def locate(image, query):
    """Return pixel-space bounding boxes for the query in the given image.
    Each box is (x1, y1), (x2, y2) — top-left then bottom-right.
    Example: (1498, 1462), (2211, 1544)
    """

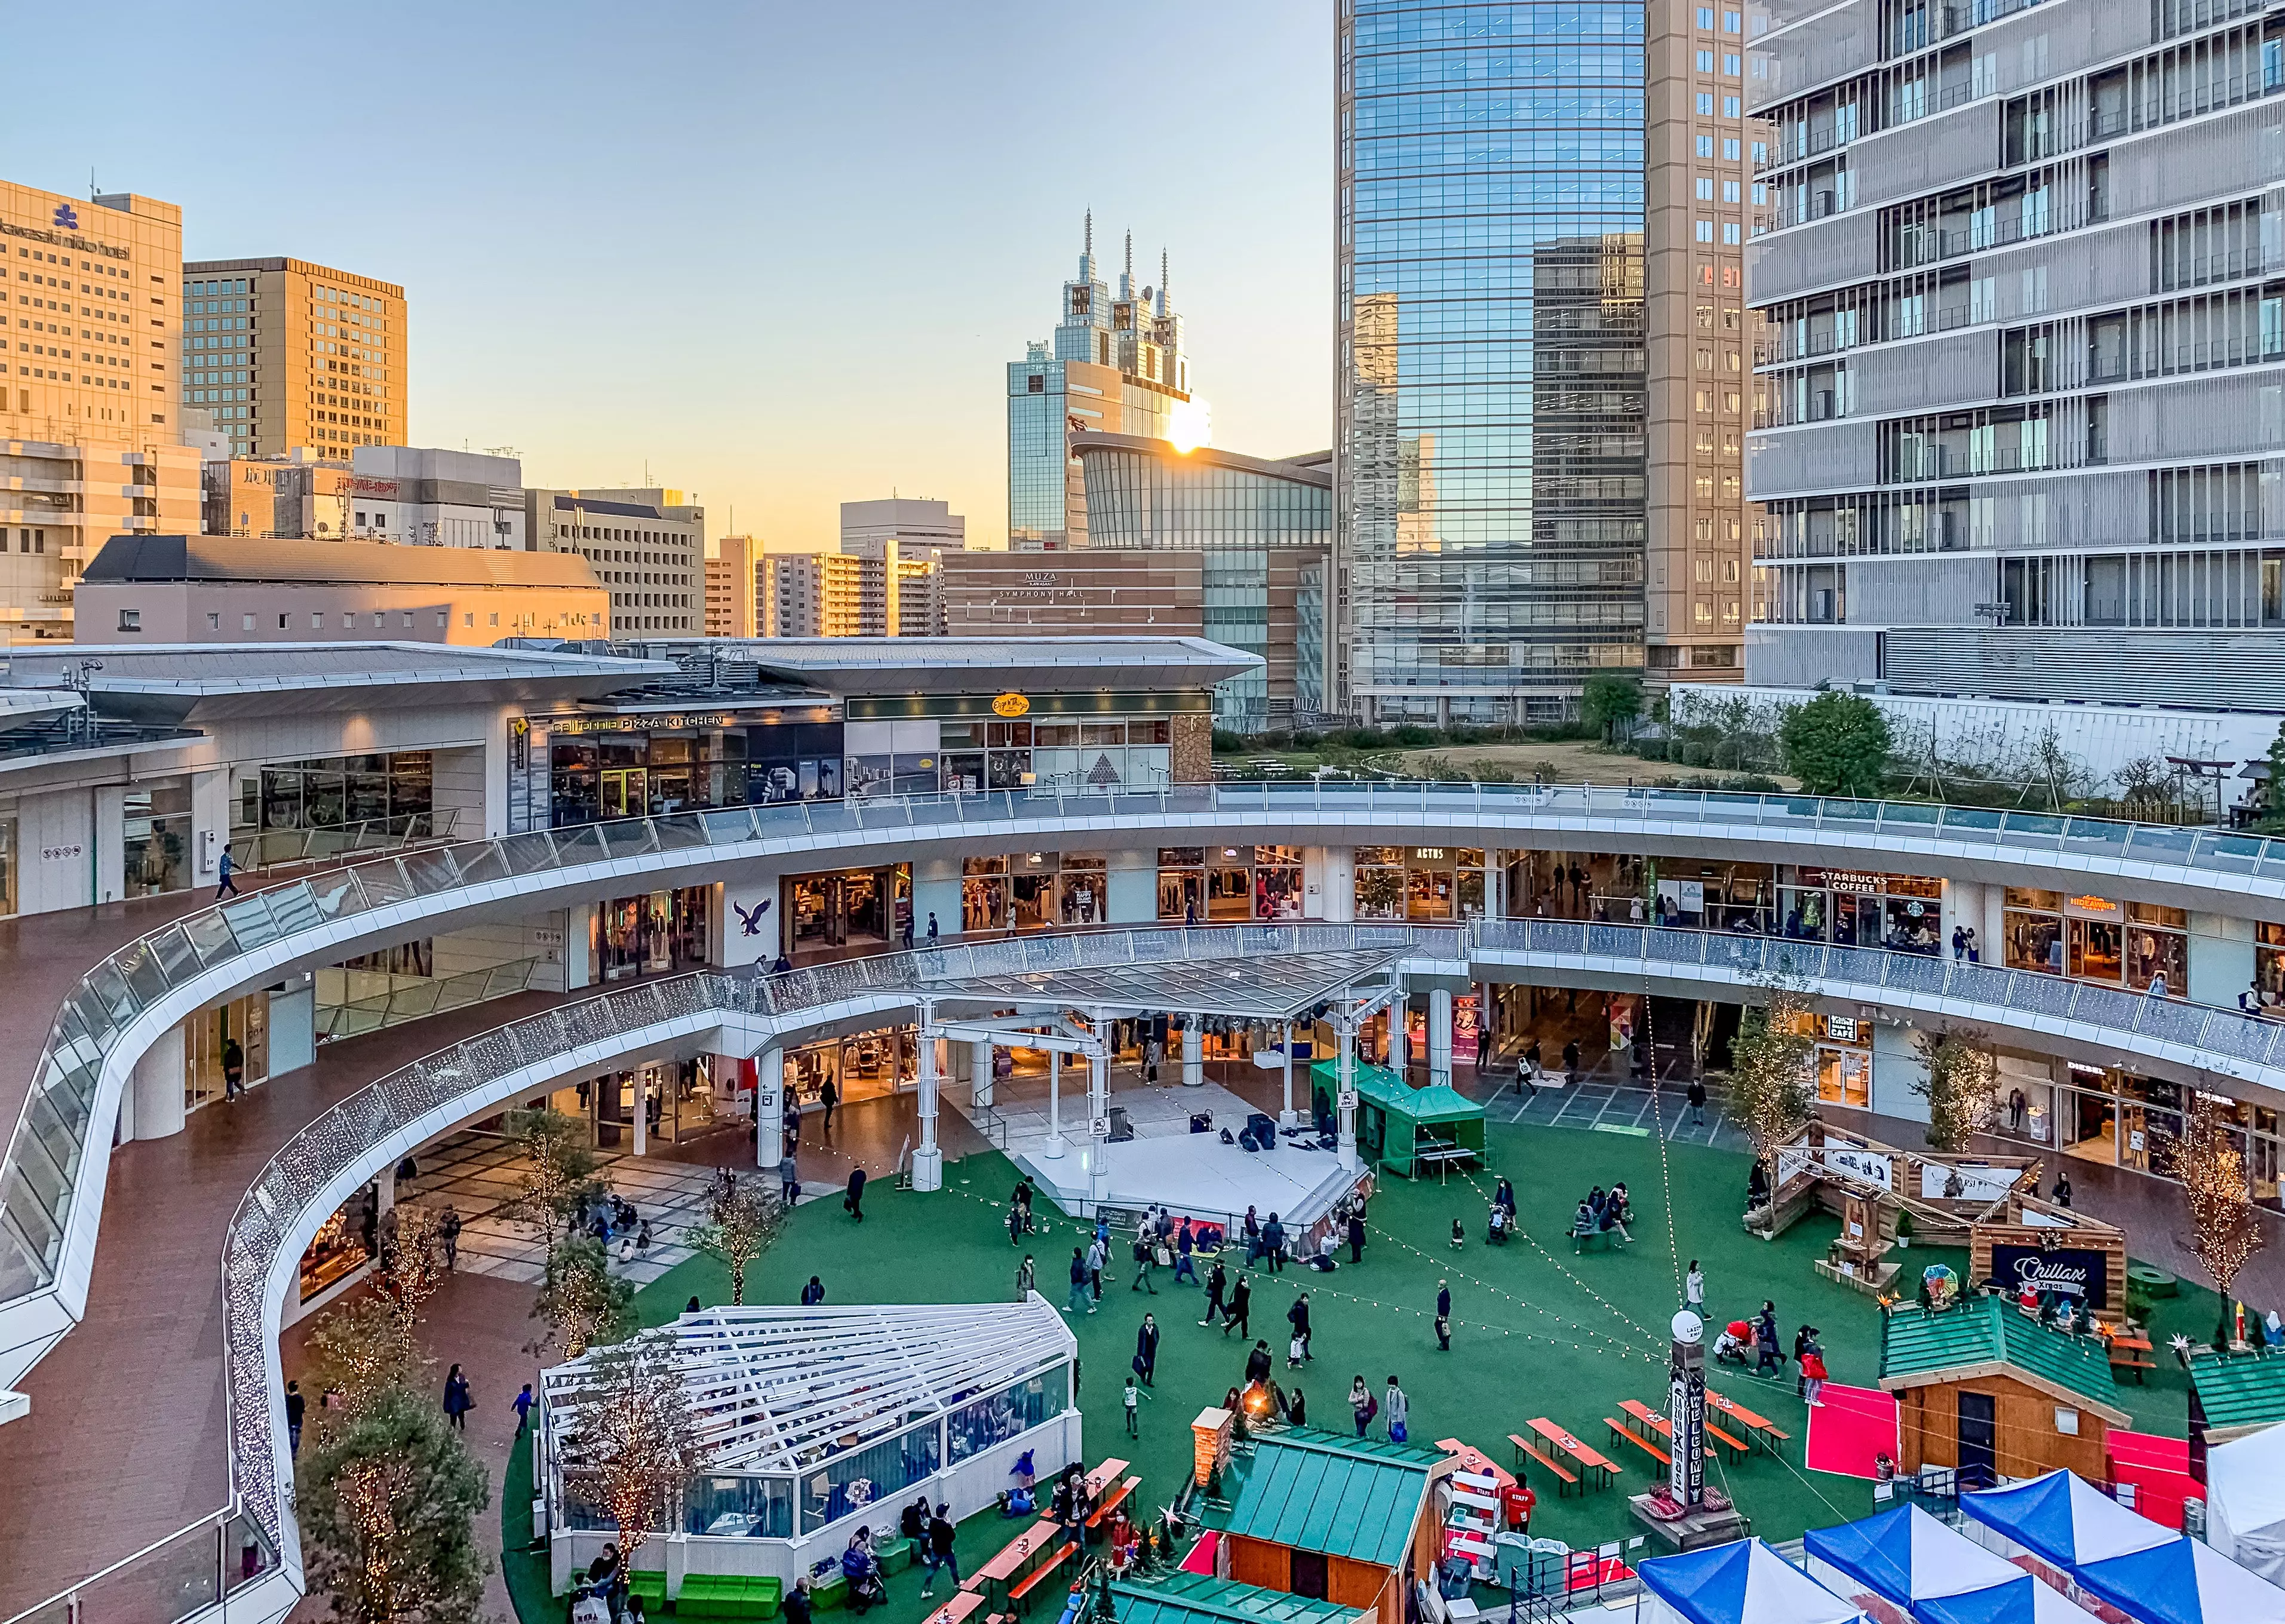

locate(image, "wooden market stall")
(1312, 1060), (1487, 1180)
(1969, 1193), (2130, 1328)
(1881, 1294), (2130, 1483)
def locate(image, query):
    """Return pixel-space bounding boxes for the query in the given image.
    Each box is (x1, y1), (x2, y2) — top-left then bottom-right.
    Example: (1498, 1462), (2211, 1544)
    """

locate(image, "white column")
(1320, 848), (1356, 923)
(130, 1020), (188, 1142)
(1429, 987), (1454, 1089)
(1046, 1045), (1067, 1158)
(1086, 1007), (1111, 1203)
(755, 1046), (782, 1169)
(1182, 1017), (1205, 1087)
(1387, 997), (1409, 1077)
(633, 1071), (649, 1156)
(1337, 1011), (1359, 1171)
(970, 1037), (995, 1109)
(1280, 1019), (1298, 1127)
(913, 1013), (943, 1192)
(376, 1162), (397, 1215)
(563, 902), (597, 988)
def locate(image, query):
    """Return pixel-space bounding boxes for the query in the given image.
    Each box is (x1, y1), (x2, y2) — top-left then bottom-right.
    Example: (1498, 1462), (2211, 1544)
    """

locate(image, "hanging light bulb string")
(1361, 1213), (1654, 1359)
(1449, 1166), (1666, 1346)
(1638, 970), (1685, 1306)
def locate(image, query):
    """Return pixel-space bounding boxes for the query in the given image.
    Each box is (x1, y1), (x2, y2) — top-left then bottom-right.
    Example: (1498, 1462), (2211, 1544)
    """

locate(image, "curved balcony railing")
(10, 782), (2285, 1316)
(47, 911), (2284, 1624)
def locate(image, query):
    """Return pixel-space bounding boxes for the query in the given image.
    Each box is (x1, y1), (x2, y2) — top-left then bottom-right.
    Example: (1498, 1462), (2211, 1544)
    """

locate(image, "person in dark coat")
(1245, 1340), (1273, 1384)
(1221, 1274), (1252, 1338)
(1134, 1313), (1160, 1386)
(821, 1075), (840, 1135)
(1199, 1260), (1227, 1327)
(1286, 1293), (1313, 1364)
(1435, 1282), (1453, 1351)
(1687, 1077), (1709, 1125)
(443, 1364), (473, 1430)
(1346, 1210), (1367, 1264)
(843, 1166), (866, 1222)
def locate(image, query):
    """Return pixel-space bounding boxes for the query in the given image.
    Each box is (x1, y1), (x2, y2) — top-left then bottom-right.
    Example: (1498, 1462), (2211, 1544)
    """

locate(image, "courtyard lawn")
(504, 1120), (2222, 1624)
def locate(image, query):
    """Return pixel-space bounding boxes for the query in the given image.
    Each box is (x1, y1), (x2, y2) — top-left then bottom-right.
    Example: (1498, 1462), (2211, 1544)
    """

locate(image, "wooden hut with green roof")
(1309, 1060), (1486, 1178)
(1112, 1570), (1370, 1624)
(2189, 1353), (2285, 1454)
(1202, 1426), (1454, 1624)
(1879, 1294), (2129, 1481)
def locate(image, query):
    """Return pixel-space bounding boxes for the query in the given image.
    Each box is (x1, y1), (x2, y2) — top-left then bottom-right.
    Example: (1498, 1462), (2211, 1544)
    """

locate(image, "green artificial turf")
(502, 1121), (2223, 1624)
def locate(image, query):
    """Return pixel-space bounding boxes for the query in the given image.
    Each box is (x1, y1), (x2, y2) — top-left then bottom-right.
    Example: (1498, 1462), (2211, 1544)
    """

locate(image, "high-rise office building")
(1, 179), (199, 640)
(1742, 0), (2285, 710)
(707, 535), (764, 638)
(179, 257), (405, 459)
(1008, 217), (1196, 550)
(840, 498), (963, 636)
(1646, 0), (1764, 681)
(532, 487), (704, 636)
(1336, 3), (1650, 724)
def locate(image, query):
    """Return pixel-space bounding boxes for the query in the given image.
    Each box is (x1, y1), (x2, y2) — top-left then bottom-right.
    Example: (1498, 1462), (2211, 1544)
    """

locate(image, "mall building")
(0, 634), (2283, 1620)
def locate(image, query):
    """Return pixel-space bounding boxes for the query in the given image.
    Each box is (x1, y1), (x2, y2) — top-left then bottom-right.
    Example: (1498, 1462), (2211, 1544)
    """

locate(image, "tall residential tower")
(1007, 217), (1196, 550)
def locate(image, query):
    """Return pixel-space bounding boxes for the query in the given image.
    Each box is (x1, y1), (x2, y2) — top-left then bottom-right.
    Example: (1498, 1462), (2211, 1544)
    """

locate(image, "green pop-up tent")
(1310, 1058), (1487, 1178)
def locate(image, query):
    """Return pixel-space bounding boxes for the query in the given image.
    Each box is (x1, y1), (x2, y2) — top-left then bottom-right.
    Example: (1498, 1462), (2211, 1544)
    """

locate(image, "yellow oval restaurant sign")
(993, 692), (1031, 718)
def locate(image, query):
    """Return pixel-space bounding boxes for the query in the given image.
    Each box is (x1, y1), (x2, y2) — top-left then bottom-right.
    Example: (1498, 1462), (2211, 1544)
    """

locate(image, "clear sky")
(6, 1), (1332, 551)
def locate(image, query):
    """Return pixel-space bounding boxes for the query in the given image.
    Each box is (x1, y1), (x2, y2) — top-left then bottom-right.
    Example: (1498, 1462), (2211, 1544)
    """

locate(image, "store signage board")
(1989, 1244), (2109, 1307)
(993, 692), (1031, 717)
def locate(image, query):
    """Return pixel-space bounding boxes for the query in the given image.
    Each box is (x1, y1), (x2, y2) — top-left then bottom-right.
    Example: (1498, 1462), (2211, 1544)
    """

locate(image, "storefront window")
(2259, 922), (2285, 1009)
(1781, 1009), (1871, 1106)
(2004, 887), (2066, 973)
(963, 856), (1008, 931)
(786, 1027), (916, 1107)
(1158, 849), (1205, 920)
(122, 782), (192, 897)
(1356, 848), (1406, 920)
(598, 888), (712, 981)
(1057, 854), (1106, 925)
(0, 811), (17, 917)
(786, 867), (905, 954)
(255, 751), (434, 839)
(2124, 903), (2188, 995)
(299, 1182), (376, 1303)
(987, 721), (1033, 790)
(1780, 868), (1936, 951)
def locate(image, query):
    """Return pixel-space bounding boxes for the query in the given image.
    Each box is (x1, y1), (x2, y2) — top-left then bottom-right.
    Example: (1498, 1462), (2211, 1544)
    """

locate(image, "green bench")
(677, 1572), (785, 1619)
(810, 1572), (849, 1613)
(626, 1570), (669, 1613)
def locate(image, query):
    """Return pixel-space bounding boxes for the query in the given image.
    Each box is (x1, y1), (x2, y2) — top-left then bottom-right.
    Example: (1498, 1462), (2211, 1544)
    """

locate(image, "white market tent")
(1638, 1538), (1866, 1624)
(542, 1297), (1078, 1588)
(2207, 1422), (2285, 1583)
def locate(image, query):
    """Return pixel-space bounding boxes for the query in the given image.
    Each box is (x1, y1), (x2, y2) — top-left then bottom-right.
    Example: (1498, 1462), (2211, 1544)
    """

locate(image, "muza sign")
(1990, 1245), (2108, 1308)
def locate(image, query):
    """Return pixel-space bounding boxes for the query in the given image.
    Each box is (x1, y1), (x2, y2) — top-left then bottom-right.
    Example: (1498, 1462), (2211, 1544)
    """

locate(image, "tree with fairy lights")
(532, 1233), (633, 1359)
(1727, 975), (1817, 1229)
(505, 1105), (604, 1246)
(1911, 1026), (1998, 1153)
(2171, 1091), (2268, 1349)
(684, 1169), (783, 1306)
(560, 1329), (712, 1561)
(371, 1204), (448, 1341)
(306, 1294), (422, 1419)
(297, 1383), (492, 1623)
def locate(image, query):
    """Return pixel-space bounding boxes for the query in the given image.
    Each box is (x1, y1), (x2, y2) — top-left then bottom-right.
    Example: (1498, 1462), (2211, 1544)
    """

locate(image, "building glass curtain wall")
(1338, 0), (1649, 724)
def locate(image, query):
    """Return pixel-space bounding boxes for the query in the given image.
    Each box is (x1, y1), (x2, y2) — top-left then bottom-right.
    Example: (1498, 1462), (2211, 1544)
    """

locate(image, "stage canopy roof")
(920, 946), (1404, 1021)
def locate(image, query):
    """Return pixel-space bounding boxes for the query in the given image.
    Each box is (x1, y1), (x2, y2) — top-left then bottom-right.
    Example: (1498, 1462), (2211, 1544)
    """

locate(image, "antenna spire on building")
(1160, 250), (1169, 313)
(1084, 209), (1093, 257)
(1125, 230), (1133, 286)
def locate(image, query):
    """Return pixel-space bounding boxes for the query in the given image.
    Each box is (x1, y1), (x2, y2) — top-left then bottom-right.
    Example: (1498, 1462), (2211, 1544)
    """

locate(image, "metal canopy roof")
(919, 946), (1405, 1020)
(542, 1300), (1074, 1475)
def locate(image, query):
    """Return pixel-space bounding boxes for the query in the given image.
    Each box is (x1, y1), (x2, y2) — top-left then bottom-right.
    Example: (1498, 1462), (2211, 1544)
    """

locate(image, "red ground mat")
(1804, 1383), (1900, 1479)
(2108, 1429), (2194, 1528)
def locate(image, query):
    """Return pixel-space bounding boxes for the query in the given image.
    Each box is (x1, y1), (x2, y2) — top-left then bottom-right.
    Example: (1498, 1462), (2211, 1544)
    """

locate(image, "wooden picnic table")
(1614, 1399), (1731, 1463)
(2107, 1333), (2155, 1383)
(1435, 1438), (1516, 1493)
(1083, 1457), (1130, 1497)
(1705, 1390), (1790, 1454)
(1525, 1417), (1617, 1491)
(962, 1518), (1060, 1598)
(923, 1594), (990, 1624)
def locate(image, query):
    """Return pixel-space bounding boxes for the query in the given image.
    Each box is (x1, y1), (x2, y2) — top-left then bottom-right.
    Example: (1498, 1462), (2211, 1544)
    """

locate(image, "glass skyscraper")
(1337, 0), (1649, 724)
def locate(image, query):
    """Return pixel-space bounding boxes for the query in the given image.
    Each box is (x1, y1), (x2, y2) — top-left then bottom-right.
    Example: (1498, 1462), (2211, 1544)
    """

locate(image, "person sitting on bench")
(1569, 1201), (1596, 1241)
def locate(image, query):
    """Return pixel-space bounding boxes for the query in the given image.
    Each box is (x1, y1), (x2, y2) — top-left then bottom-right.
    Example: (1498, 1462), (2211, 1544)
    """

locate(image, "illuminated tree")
(560, 1330), (712, 1558)
(372, 1204), (448, 1340)
(1728, 980), (1816, 1225)
(505, 1106), (603, 1246)
(297, 1383), (492, 1623)
(1911, 1026), (1997, 1153)
(2172, 1092), (2268, 1348)
(532, 1234), (632, 1359)
(306, 1295), (421, 1422)
(684, 1169), (783, 1306)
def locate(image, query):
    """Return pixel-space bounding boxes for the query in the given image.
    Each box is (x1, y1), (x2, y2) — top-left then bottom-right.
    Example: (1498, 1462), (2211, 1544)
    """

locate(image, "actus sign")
(992, 692), (1031, 718)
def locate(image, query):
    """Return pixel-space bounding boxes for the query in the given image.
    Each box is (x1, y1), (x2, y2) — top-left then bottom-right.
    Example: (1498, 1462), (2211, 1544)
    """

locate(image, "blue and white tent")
(1912, 1577), (2103, 1624)
(1958, 1472), (2173, 1570)
(2072, 1533), (2285, 1624)
(1805, 1505), (2025, 1608)
(1638, 1539), (1865, 1624)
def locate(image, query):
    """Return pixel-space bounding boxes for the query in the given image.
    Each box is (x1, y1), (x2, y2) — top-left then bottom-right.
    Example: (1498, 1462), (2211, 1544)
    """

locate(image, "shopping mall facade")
(2, 635), (2285, 1620)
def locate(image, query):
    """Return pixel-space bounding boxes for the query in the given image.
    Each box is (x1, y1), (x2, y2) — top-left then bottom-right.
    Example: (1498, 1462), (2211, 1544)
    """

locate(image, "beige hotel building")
(180, 256), (406, 459)
(0, 178), (197, 640)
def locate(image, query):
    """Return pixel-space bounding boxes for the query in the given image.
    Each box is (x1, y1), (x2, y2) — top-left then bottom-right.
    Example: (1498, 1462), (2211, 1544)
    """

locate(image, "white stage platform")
(1012, 1132), (1355, 1228)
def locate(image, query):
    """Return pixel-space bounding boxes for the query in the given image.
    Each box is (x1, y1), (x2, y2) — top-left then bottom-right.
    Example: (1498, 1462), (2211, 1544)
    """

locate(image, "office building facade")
(707, 535), (764, 638)
(1336, 1), (1649, 724)
(1744, 0), (2285, 709)
(1, 179), (198, 640)
(179, 257), (404, 459)
(1008, 219), (1195, 549)
(533, 487), (704, 636)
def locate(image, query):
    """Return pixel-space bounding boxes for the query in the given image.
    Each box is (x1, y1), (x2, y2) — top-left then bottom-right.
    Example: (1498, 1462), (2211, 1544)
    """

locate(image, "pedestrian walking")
(820, 1075), (840, 1136)
(784, 1100), (803, 1154)
(919, 1504), (960, 1597)
(514, 1383), (535, 1430)
(1687, 1077), (1708, 1126)
(1223, 1274), (1252, 1339)
(215, 845), (239, 900)
(1016, 1254), (1037, 1300)
(1685, 1259), (1706, 1315)
(1384, 1375), (1409, 1443)
(1067, 1248), (1094, 1315)
(440, 1205), (462, 1272)
(1801, 1335), (1829, 1408)
(1349, 1375), (1378, 1437)
(285, 1379), (305, 1457)
(1289, 1386), (1307, 1426)
(801, 1275), (827, 1305)
(1754, 1301), (1782, 1375)
(1563, 1038), (1581, 1085)
(1135, 1313), (1160, 1386)
(1435, 1280), (1452, 1351)
(1088, 1232), (1108, 1300)
(926, 912), (941, 944)
(1131, 1225), (1159, 1293)
(1200, 1260), (1227, 1326)
(1286, 1292), (1313, 1366)
(779, 1152), (801, 1206)
(843, 1166), (866, 1222)
(1792, 1322), (1818, 1397)
(443, 1364), (473, 1431)
(1123, 1373), (1145, 1436)
(1245, 1340), (1274, 1384)
(1263, 1214), (1287, 1272)
(1173, 1220), (1199, 1284)
(1346, 1208), (1366, 1264)
(222, 1036), (245, 1101)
